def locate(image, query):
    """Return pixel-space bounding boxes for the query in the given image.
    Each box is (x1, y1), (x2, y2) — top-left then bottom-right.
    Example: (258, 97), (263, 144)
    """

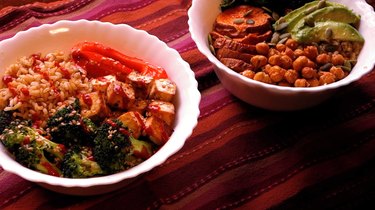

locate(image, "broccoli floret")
(47, 99), (97, 147)
(62, 145), (104, 178)
(129, 136), (154, 160)
(93, 119), (132, 174)
(0, 110), (13, 133)
(0, 122), (66, 177)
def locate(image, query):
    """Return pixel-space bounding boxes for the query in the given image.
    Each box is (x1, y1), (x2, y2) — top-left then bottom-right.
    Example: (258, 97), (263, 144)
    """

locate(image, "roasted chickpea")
(329, 66), (345, 80)
(319, 72), (336, 85)
(268, 54), (282, 66)
(294, 78), (308, 87)
(316, 53), (331, 65)
(268, 48), (280, 57)
(294, 48), (305, 57)
(292, 56), (309, 71)
(279, 55), (293, 69)
(255, 42), (269, 55)
(306, 59), (317, 69)
(276, 43), (286, 52)
(301, 67), (317, 79)
(285, 38), (299, 50)
(263, 64), (272, 74)
(268, 66), (286, 83)
(284, 69), (299, 84)
(283, 47), (295, 60)
(303, 45), (319, 60)
(253, 72), (271, 84)
(331, 53), (345, 66)
(250, 55), (268, 69)
(307, 78), (320, 87)
(241, 70), (255, 79)
(278, 81), (292, 87)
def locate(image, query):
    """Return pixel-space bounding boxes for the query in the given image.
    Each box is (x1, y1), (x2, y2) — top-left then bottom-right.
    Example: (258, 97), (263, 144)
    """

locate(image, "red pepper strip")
(72, 50), (132, 81)
(72, 42), (168, 79)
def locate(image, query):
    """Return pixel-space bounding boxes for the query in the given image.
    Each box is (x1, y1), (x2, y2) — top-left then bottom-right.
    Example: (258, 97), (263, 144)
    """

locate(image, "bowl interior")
(0, 20), (200, 194)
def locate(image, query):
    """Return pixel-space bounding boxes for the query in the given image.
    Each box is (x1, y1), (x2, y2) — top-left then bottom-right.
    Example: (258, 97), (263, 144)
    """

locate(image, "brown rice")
(0, 52), (92, 127)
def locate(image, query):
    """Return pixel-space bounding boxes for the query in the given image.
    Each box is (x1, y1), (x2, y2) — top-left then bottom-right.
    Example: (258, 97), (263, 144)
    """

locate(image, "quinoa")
(0, 52), (92, 127)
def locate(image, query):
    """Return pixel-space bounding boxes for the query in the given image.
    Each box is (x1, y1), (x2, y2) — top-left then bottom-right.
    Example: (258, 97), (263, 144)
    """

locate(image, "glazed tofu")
(106, 81), (135, 110)
(126, 71), (153, 99)
(128, 99), (148, 114)
(117, 111), (145, 139)
(80, 91), (110, 121)
(143, 115), (173, 145)
(146, 100), (175, 126)
(90, 75), (116, 93)
(148, 79), (176, 102)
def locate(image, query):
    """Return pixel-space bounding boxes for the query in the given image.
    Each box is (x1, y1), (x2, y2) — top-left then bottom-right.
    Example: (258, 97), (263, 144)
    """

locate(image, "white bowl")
(0, 20), (201, 195)
(188, 0), (375, 111)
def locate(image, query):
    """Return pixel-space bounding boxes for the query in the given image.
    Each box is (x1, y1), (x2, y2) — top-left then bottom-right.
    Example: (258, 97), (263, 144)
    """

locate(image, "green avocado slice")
(291, 6), (361, 33)
(274, 1), (345, 32)
(293, 21), (364, 43)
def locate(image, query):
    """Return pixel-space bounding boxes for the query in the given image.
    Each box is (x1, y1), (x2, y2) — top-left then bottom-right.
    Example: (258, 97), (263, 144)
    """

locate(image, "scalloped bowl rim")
(188, 0), (375, 93)
(0, 20), (201, 188)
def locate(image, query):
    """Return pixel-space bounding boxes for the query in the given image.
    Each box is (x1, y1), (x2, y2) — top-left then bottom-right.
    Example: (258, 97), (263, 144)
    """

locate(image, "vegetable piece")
(93, 119), (133, 174)
(0, 110), (13, 133)
(0, 120), (66, 176)
(130, 136), (153, 159)
(71, 42), (168, 80)
(46, 99), (97, 147)
(62, 145), (104, 178)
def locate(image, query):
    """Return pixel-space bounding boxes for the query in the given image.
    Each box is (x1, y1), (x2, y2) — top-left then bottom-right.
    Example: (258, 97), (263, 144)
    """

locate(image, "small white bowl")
(0, 20), (201, 195)
(188, 0), (375, 111)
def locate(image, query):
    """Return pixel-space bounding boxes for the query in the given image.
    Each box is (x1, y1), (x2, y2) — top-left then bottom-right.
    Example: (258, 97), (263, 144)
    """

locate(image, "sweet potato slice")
(211, 35), (257, 54)
(214, 5), (272, 38)
(216, 47), (253, 62)
(219, 58), (254, 72)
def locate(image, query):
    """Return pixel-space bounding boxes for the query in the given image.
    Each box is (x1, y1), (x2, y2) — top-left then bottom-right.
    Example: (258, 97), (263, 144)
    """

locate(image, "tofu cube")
(106, 81), (135, 110)
(80, 91), (110, 121)
(126, 71), (154, 99)
(143, 116), (173, 145)
(149, 79), (176, 102)
(128, 99), (148, 114)
(146, 100), (175, 126)
(90, 75), (117, 93)
(117, 111), (145, 139)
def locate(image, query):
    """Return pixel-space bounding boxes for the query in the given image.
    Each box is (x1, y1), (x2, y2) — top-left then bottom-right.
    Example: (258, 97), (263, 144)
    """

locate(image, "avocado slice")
(293, 21), (364, 43)
(274, 1), (345, 32)
(291, 6), (361, 33)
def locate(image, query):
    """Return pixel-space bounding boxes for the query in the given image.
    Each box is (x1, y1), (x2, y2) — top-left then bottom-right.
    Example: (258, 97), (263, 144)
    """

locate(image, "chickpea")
(284, 69), (299, 84)
(283, 47), (296, 60)
(303, 45), (319, 60)
(301, 67), (317, 79)
(280, 55), (293, 69)
(329, 66), (345, 80)
(292, 56), (309, 71)
(255, 42), (269, 55)
(294, 48), (305, 57)
(241, 70), (255, 79)
(306, 59), (317, 69)
(250, 55), (268, 69)
(254, 72), (272, 84)
(307, 78), (320, 87)
(285, 38), (299, 50)
(331, 53), (345, 66)
(319, 72), (336, 85)
(316, 53), (331, 65)
(268, 54), (282, 66)
(276, 43), (286, 52)
(268, 48), (280, 57)
(268, 66), (286, 83)
(263, 64), (272, 74)
(294, 78), (308, 87)
(278, 81), (292, 87)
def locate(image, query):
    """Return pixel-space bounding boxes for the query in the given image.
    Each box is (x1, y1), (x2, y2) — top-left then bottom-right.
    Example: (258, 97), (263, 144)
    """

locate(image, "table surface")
(1, 0), (375, 209)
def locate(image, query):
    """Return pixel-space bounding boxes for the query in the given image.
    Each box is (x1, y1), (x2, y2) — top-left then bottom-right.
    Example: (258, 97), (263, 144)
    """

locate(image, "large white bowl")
(0, 20), (201, 195)
(188, 0), (375, 111)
